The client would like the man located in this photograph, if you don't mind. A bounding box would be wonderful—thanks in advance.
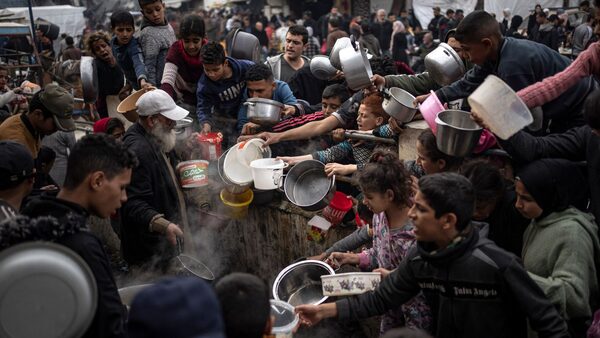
[266,25,310,84]
[427,7,443,40]
[437,9,455,42]
[252,21,269,58]
[326,16,349,54]
[501,8,511,35]
[238,64,298,135]
[20,133,137,338]
[302,10,318,39]
[296,173,569,338]
[0,83,75,159]
[0,66,24,115]
[534,12,559,51]
[0,141,35,221]
[572,14,594,57]
[61,36,82,61]
[120,89,189,269]
[371,9,393,55]
[318,7,341,45]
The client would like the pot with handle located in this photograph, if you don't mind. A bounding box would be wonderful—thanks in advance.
[250,158,289,190]
[339,37,373,91]
[80,56,98,104]
[424,43,466,86]
[174,117,193,142]
[227,29,261,63]
[244,98,284,126]
[283,160,336,211]
[381,87,419,123]
[330,37,352,70]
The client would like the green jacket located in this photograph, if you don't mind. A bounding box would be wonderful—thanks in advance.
[522,207,600,320]
[384,60,474,97]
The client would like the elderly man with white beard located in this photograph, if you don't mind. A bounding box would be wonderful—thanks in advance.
[120,89,191,271]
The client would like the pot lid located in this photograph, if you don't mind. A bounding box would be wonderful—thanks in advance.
[246,97,285,108]
[0,242,97,338]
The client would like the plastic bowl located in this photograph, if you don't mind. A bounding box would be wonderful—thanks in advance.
[419,90,445,134]
[270,299,299,338]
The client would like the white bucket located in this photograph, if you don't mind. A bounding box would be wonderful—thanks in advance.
[250,158,287,190]
[270,299,299,338]
[467,75,533,140]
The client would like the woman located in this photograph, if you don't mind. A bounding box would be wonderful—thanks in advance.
[515,158,599,337]
[390,21,409,64]
[358,21,382,57]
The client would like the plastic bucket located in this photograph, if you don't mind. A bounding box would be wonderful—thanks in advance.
[322,191,353,225]
[419,90,445,134]
[467,75,533,140]
[270,299,299,338]
[176,160,209,188]
[197,133,223,161]
[250,158,287,190]
[220,188,253,219]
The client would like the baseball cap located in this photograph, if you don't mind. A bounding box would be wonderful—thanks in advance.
[136,89,189,121]
[38,83,75,132]
[0,141,35,189]
[128,277,226,338]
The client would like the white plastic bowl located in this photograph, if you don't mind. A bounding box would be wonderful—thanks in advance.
[270,299,299,338]
[321,272,381,296]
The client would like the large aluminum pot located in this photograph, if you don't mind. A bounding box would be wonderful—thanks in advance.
[425,43,466,86]
[174,117,193,142]
[244,98,284,126]
[272,260,335,306]
[227,29,261,63]
[310,55,338,80]
[0,242,97,338]
[329,37,351,70]
[283,160,336,211]
[435,110,483,157]
[382,87,419,123]
[80,56,98,103]
[339,40,373,91]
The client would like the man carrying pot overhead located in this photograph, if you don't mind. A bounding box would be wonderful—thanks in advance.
[121,89,194,271]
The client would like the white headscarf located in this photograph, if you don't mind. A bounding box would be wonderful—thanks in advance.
[390,21,406,51]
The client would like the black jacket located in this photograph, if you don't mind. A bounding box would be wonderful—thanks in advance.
[499,125,600,228]
[484,187,531,257]
[371,20,393,51]
[120,123,182,266]
[336,227,569,338]
[435,37,595,134]
[19,196,126,338]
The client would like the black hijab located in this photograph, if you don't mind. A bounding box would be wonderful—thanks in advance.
[517,159,589,218]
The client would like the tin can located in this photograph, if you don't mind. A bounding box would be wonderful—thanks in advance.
[177,160,209,188]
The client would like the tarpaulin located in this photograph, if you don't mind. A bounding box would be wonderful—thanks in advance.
[412,0,478,35]
[6,5,85,43]
[484,0,563,22]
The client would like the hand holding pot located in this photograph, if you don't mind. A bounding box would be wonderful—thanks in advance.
[388,116,403,134]
[165,223,183,246]
[296,304,325,327]
[371,74,386,89]
[469,110,491,130]
[201,123,212,134]
[331,128,345,143]
[241,122,261,135]
[328,252,360,266]
[324,163,356,177]
[414,93,431,105]
[282,104,296,117]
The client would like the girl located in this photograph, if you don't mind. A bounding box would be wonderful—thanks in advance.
[161,14,207,111]
[329,151,432,335]
[279,94,394,178]
[405,129,463,178]
[515,158,599,337]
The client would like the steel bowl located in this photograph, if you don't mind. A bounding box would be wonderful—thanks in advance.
[244,98,284,126]
[329,37,352,70]
[283,160,336,211]
[425,43,466,86]
[339,41,373,91]
[382,87,419,123]
[310,55,338,80]
[272,260,335,306]
[227,29,261,63]
[174,117,193,142]
[435,110,483,157]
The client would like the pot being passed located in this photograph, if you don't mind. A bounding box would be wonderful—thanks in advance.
[272,260,335,306]
[435,110,483,157]
[382,87,419,123]
[80,56,98,103]
[283,160,336,211]
[227,29,261,63]
[310,55,338,80]
[339,40,373,91]
[173,117,193,142]
[425,43,466,86]
[329,37,352,70]
[244,98,284,126]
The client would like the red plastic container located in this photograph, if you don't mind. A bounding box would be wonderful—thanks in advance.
[322,192,353,225]
[197,133,223,161]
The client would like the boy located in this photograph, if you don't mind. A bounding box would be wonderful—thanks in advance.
[296,173,569,338]
[20,133,138,338]
[0,141,34,221]
[196,41,253,134]
[110,10,150,91]
[425,11,595,134]
[138,0,176,86]
[215,273,271,338]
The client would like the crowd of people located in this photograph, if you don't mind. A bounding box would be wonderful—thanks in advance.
[1,0,600,337]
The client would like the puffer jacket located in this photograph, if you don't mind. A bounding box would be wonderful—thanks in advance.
[336,226,569,338]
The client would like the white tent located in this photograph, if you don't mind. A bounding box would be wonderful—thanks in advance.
[484,0,564,21]
[6,5,86,40]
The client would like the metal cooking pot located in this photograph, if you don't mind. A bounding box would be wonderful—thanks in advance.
[227,29,261,63]
[174,117,193,141]
[310,55,338,80]
[382,87,419,123]
[330,37,351,70]
[244,98,284,126]
[272,260,335,306]
[283,160,336,211]
[0,242,97,338]
[339,39,373,91]
[425,43,466,86]
[80,56,98,103]
[435,110,483,157]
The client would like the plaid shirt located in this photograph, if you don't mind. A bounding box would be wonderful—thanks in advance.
[303,42,320,59]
